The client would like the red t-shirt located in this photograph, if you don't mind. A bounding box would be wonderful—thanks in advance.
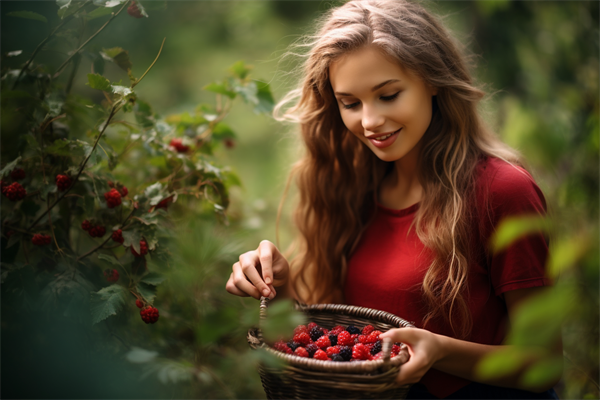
[344,157,551,398]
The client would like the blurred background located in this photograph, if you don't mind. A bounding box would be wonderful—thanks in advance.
[1,1,598,399]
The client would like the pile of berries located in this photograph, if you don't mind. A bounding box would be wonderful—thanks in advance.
[81,220,106,237]
[271,322,403,362]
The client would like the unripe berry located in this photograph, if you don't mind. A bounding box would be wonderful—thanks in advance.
[55,174,72,191]
[104,188,122,208]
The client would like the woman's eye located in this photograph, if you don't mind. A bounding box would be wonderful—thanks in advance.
[342,102,359,110]
[380,92,400,101]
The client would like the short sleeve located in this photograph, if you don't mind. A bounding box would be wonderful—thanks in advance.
[479,159,551,297]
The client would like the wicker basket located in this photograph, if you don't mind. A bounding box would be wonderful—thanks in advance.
[247,298,414,399]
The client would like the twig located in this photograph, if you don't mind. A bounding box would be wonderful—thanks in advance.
[3,224,32,236]
[132,38,166,88]
[47,196,63,253]
[53,1,129,78]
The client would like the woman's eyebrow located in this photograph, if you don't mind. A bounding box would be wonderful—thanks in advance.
[334,79,400,96]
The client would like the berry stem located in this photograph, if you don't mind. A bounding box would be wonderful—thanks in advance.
[131,37,166,89]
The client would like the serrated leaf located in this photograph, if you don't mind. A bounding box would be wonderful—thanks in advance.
[141,272,166,286]
[490,215,552,253]
[101,47,132,71]
[44,92,65,117]
[111,85,132,96]
[86,6,114,21]
[0,156,22,178]
[90,284,128,325]
[98,253,121,266]
[121,230,139,251]
[134,100,154,128]
[233,80,258,105]
[126,347,158,363]
[41,269,95,319]
[136,282,157,303]
[255,80,275,114]
[144,182,163,198]
[8,11,47,23]
[203,82,236,99]
[87,73,112,91]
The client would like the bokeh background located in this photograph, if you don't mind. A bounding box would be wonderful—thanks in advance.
[1,1,598,399]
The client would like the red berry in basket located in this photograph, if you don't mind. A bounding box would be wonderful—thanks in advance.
[315,335,331,349]
[287,341,301,352]
[55,174,72,191]
[367,331,382,343]
[352,343,369,360]
[294,325,309,335]
[104,188,122,208]
[274,341,292,354]
[313,349,328,361]
[307,322,318,330]
[294,347,308,358]
[370,352,383,361]
[140,306,159,324]
[370,341,382,355]
[112,229,124,244]
[131,240,148,257]
[362,325,375,335]
[4,182,26,201]
[81,220,91,231]
[391,344,401,357]
[338,346,352,361]
[328,334,338,346]
[31,233,51,246]
[337,331,353,347]
[104,269,119,283]
[305,343,318,358]
[309,326,324,341]
[351,333,359,343]
[326,346,340,357]
[136,299,144,308]
[127,1,144,18]
[330,325,346,335]
[293,332,312,346]
[11,168,25,180]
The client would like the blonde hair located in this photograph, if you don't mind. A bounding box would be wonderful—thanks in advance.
[276,0,520,339]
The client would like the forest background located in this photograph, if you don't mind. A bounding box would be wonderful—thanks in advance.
[1,1,598,399]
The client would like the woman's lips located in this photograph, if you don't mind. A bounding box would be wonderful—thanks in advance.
[368,128,401,148]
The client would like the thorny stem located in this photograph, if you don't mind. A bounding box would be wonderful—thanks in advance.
[132,38,166,88]
[53,1,129,78]
[11,1,91,90]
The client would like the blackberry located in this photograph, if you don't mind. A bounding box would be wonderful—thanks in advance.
[339,346,352,361]
[370,341,382,355]
[287,341,301,352]
[331,354,344,362]
[328,334,338,346]
[346,325,361,335]
[309,326,324,341]
[305,343,318,358]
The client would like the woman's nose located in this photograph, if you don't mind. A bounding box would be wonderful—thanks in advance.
[361,105,385,132]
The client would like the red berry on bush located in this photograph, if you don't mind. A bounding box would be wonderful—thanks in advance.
[4,182,26,201]
[140,306,159,324]
[81,220,91,231]
[32,233,51,246]
[10,168,25,180]
[169,138,190,153]
[119,186,128,197]
[224,138,235,149]
[107,181,114,188]
[104,188,122,208]
[131,240,148,257]
[154,196,173,211]
[104,269,119,283]
[55,174,72,191]
[127,1,144,18]
[136,299,144,308]
[112,229,124,244]
[89,225,106,238]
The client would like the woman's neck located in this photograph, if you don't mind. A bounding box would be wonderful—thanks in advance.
[378,147,423,210]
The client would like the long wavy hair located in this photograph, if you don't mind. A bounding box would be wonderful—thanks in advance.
[275,0,521,339]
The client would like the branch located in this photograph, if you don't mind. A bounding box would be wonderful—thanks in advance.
[132,37,166,88]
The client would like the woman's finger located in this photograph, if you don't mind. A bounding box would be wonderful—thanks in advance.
[225,272,250,297]
[239,252,272,298]
[257,240,275,285]
[231,261,262,299]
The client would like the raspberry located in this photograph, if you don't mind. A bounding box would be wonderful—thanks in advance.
[346,325,361,335]
[367,330,382,343]
[331,354,344,362]
[112,229,124,244]
[224,138,235,149]
[305,343,318,357]
[315,335,331,349]
[119,186,128,197]
[55,174,72,191]
[136,299,144,308]
[313,349,328,361]
[362,325,375,335]
[293,325,309,335]
[104,188,122,208]
[274,341,292,354]
[89,225,106,238]
[358,335,370,344]
[330,325,346,335]
[326,346,340,357]
[391,344,401,357]
[337,331,353,347]
[4,182,26,201]
[294,347,309,358]
[328,334,338,346]
[370,341,382,355]
[338,346,352,361]
[127,1,143,18]
[104,269,119,283]
[351,333,359,343]
[352,343,369,360]
[370,352,383,361]
[107,181,114,188]
[292,332,312,346]
[140,306,159,324]
[31,233,51,246]
[10,168,25,180]
[169,138,189,153]
[131,240,148,257]
[307,322,318,330]
[287,341,301,352]
[309,326,324,341]
[81,220,91,231]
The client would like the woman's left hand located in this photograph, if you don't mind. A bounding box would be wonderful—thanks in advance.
[379,327,444,385]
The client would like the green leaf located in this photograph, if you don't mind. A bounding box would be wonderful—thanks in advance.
[136,282,157,303]
[229,61,252,80]
[126,347,158,363]
[141,272,166,286]
[90,284,128,325]
[44,92,65,117]
[57,0,80,19]
[86,73,112,91]
[197,308,238,344]
[121,230,140,251]
[98,253,121,266]
[490,215,552,253]
[111,85,132,96]
[7,11,48,23]
[85,6,114,21]
[93,0,125,7]
[547,235,592,278]
[261,299,307,342]
[255,80,275,114]
[212,122,236,140]
[134,100,154,128]
[0,156,22,178]
[45,139,92,158]
[101,47,132,71]
[520,355,563,389]
[233,80,258,105]
[41,269,95,320]
[476,347,534,380]
[203,82,236,99]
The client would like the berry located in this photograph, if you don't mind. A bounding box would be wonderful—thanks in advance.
[352,343,369,360]
[367,330,382,343]
[107,181,114,188]
[140,306,159,324]
[309,326,324,341]
[358,335,370,344]
[224,138,235,149]
[4,182,26,201]
[10,168,25,180]
[55,174,72,191]
[104,188,122,208]
[307,322,318,330]
[119,186,128,197]
[292,332,312,346]
[391,344,401,356]
[370,341,382,355]
[104,269,119,282]
[313,349,328,361]
[338,346,352,361]
[89,225,106,238]
[127,1,143,18]
[315,335,331,349]
[294,347,309,358]
[131,240,148,257]
[287,341,301,352]
[169,138,189,153]
[154,196,173,211]
[81,220,91,231]
[293,325,309,335]
[326,346,340,357]
[330,325,346,335]
[346,325,361,335]
[136,299,144,308]
[331,354,344,362]
[31,233,51,246]
[274,341,292,354]
[351,333,359,343]
[362,325,375,335]
[337,331,353,347]
[305,343,318,358]
[328,334,338,346]
[112,229,124,244]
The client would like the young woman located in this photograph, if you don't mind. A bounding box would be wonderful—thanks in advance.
[225,1,560,398]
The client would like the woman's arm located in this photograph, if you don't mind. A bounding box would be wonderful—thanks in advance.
[380,286,562,392]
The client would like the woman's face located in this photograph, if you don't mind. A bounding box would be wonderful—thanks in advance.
[329,46,437,163]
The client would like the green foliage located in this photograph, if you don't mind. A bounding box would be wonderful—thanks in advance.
[261,299,307,342]
[90,284,128,324]
[7,11,48,23]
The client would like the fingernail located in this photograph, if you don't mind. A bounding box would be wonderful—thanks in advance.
[263,289,270,296]
[265,277,271,285]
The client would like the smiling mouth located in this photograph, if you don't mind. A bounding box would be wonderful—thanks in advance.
[369,128,401,141]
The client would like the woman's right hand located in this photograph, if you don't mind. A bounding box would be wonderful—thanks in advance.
[225,240,290,300]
